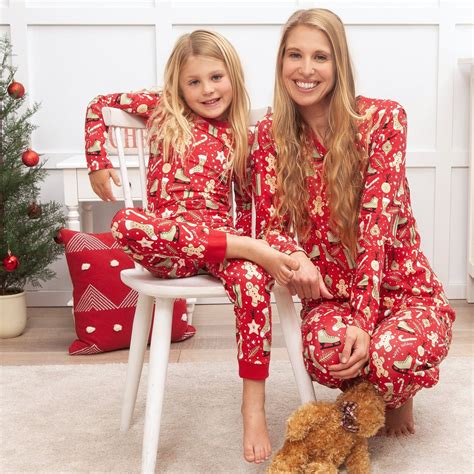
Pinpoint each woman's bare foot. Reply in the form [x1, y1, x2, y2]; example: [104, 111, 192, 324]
[226, 235, 299, 285]
[242, 379, 272, 463]
[385, 398, 415, 437]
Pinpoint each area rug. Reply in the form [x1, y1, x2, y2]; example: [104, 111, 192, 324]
[1, 357, 472, 473]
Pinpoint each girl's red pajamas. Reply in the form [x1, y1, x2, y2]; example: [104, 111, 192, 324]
[85, 91, 272, 380]
[250, 96, 455, 407]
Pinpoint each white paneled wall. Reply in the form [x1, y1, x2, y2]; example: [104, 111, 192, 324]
[0, 0, 472, 305]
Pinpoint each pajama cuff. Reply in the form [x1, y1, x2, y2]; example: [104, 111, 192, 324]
[204, 229, 227, 263]
[239, 360, 269, 380]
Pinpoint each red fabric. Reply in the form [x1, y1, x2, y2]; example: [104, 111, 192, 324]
[59, 229, 195, 355]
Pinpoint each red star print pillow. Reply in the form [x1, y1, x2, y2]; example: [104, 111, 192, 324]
[58, 229, 195, 355]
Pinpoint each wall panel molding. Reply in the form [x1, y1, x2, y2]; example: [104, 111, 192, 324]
[1, 0, 472, 303]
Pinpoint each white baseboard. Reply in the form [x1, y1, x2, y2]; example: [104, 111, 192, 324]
[446, 284, 467, 300]
[26, 290, 72, 307]
[195, 295, 302, 305]
[24, 291, 299, 307]
[26, 288, 469, 307]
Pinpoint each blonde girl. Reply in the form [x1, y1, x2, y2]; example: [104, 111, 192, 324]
[85, 30, 297, 463]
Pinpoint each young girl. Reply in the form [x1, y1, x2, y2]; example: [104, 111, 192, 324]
[251, 9, 455, 437]
[85, 30, 297, 463]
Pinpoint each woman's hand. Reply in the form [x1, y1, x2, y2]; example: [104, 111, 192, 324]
[287, 251, 333, 300]
[89, 169, 121, 201]
[329, 326, 370, 379]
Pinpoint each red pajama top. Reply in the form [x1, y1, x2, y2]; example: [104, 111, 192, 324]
[84, 91, 251, 233]
[250, 96, 453, 334]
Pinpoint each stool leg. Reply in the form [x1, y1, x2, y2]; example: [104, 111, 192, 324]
[273, 285, 316, 404]
[141, 297, 174, 474]
[185, 298, 196, 325]
[121, 293, 154, 432]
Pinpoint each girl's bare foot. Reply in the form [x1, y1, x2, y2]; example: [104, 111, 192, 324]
[251, 239, 299, 285]
[242, 379, 272, 463]
[242, 404, 272, 463]
[385, 397, 415, 437]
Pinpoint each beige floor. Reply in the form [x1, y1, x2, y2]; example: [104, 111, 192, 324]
[0, 301, 472, 366]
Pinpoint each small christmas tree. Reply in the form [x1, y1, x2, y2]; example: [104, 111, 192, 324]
[0, 36, 65, 295]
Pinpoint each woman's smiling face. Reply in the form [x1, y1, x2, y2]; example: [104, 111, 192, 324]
[281, 25, 336, 114]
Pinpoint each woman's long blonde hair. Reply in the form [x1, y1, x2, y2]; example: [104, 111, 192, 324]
[273, 9, 366, 256]
[148, 30, 250, 182]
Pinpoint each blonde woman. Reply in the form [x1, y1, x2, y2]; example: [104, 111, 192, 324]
[251, 9, 455, 436]
[85, 30, 298, 462]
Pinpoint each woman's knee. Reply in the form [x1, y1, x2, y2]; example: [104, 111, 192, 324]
[301, 306, 350, 384]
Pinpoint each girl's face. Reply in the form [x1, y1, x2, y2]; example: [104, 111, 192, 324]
[281, 25, 336, 115]
[179, 55, 233, 121]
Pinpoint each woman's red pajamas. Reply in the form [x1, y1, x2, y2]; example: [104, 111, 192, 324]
[85, 91, 272, 380]
[250, 96, 455, 406]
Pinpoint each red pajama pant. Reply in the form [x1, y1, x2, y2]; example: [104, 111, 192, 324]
[300, 299, 453, 408]
[112, 208, 273, 380]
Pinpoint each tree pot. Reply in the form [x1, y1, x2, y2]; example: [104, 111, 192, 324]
[0, 290, 27, 339]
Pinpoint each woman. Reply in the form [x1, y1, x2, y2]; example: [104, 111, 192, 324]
[251, 8, 455, 436]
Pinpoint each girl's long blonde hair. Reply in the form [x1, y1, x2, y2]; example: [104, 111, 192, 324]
[273, 9, 366, 256]
[148, 30, 250, 182]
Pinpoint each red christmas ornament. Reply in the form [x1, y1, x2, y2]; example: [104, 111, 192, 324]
[53, 228, 64, 244]
[27, 202, 42, 219]
[3, 251, 19, 272]
[22, 149, 40, 167]
[7, 81, 25, 99]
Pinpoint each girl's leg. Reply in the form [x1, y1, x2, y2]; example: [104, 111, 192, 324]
[368, 297, 453, 436]
[226, 234, 299, 286]
[113, 208, 298, 283]
[112, 208, 226, 265]
[242, 379, 270, 464]
[208, 259, 273, 463]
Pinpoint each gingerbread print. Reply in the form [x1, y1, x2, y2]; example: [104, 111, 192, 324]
[85, 91, 274, 380]
[251, 97, 455, 407]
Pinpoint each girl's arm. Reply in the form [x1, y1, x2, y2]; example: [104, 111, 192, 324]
[350, 101, 408, 334]
[233, 175, 253, 237]
[85, 90, 159, 200]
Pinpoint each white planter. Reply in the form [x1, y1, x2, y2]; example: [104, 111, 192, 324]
[0, 290, 27, 339]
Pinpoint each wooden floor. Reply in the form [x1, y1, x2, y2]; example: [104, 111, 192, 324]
[1, 301, 472, 366]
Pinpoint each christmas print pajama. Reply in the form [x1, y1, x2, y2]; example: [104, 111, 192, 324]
[300, 299, 452, 408]
[85, 91, 273, 380]
[250, 96, 455, 405]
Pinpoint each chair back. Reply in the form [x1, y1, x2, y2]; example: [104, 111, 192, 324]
[102, 106, 271, 238]
[103, 108, 148, 210]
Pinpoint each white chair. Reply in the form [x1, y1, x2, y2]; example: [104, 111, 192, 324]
[102, 106, 316, 474]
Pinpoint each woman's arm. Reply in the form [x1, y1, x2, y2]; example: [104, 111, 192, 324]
[329, 100, 407, 380]
[251, 118, 331, 299]
[250, 117, 302, 253]
[350, 101, 408, 334]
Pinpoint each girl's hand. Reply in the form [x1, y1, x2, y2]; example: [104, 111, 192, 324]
[89, 169, 121, 201]
[287, 251, 333, 300]
[328, 326, 370, 379]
